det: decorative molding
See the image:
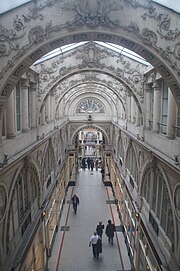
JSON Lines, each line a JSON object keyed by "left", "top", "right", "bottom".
{"left": 0, "top": 0, "right": 179, "bottom": 109}
{"left": 0, "top": 184, "right": 7, "bottom": 222}
{"left": 37, "top": 42, "right": 144, "bottom": 104}
{"left": 174, "top": 185, "right": 180, "bottom": 221}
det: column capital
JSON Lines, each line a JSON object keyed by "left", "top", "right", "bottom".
{"left": 30, "top": 82, "right": 37, "bottom": 92}
{"left": 145, "top": 83, "right": 152, "bottom": 92}
{"left": 152, "top": 81, "right": 161, "bottom": 90}
{"left": 21, "top": 78, "right": 29, "bottom": 89}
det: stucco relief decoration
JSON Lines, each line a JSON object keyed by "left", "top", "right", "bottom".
{"left": 38, "top": 43, "right": 126, "bottom": 95}
{"left": 141, "top": 5, "right": 180, "bottom": 75}
{"left": 174, "top": 185, "right": 180, "bottom": 221}
{"left": 28, "top": 26, "right": 46, "bottom": 44}
{"left": 82, "top": 73, "right": 99, "bottom": 82}
{"left": 0, "top": 15, "right": 25, "bottom": 57}
{"left": 0, "top": 185, "right": 7, "bottom": 221}
{"left": 62, "top": 0, "right": 123, "bottom": 28}
{"left": 0, "top": 0, "right": 52, "bottom": 58}
{"left": 76, "top": 42, "right": 106, "bottom": 69}
{"left": 142, "top": 7, "right": 180, "bottom": 41}
{"left": 117, "top": 56, "right": 144, "bottom": 85}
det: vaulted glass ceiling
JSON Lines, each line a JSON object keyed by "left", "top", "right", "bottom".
{"left": 1, "top": 0, "right": 180, "bottom": 14}
{"left": 33, "top": 41, "right": 151, "bottom": 66}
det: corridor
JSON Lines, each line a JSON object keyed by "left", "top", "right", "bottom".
{"left": 47, "top": 168, "right": 132, "bottom": 271}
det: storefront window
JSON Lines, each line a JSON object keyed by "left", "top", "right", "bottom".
{"left": 47, "top": 189, "right": 58, "bottom": 246}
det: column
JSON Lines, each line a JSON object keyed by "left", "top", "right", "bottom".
{"left": 6, "top": 90, "right": 16, "bottom": 138}
{"left": 30, "top": 83, "right": 37, "bottom": 128}
{"left": 96, "top": 145, "right": 100, "bottom": 157}
{"left": 167, "top": 88, "right": 176, "bottom": 139}
{"left": 21, "top": 79, "right": 29, "bottom": 132}
{"left": 81, "top": 145, "right": 85, "bottom": 158}
{"left": 131, "top": 96, "right": 135, "bottom": 123}
{"left": 41, "top": 102, "right": 46, "bottom": 125}
{"left": 127, "top": 92, "right": 131, "bottom": 122}
{"left": 45, "top": 96, "right": 50, "bottom": 123}
{"left": 152, "top": 82, "right": 161, "bottom": 133}
{"left": 145, "top": 84, "right": 152, "bottom": 130}
{"left": 135, "top": 105, "right": 140, "bottom": 126}
{"left": 50, "top": 93, "right": 54, "bottom": 122}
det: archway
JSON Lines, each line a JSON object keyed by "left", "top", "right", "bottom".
{"left": 0, "top": 0, "right": 180, "bottom": 120}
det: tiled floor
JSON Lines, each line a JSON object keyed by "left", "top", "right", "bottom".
{"left": 47, "top": 168, "right": 132, "bottom": 271}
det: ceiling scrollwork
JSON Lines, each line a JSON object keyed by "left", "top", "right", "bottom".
{"left": 0, "top": 0, "right": 179, "bottom": 109}
{"left": 36, "top": 42, "right": 145, "bottom": 107}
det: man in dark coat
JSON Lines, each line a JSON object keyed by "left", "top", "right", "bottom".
{"left": 96, "top": 221, "right": 104, "bottom": 239}
{"left": 105, "top": 219, "right": 116, "bottom": 245}
{"left": 71, "top": 194, "right": 79, "bottom": 214}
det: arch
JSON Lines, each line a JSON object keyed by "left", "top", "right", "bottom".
{"left": 71, "top": 124, "right": 109, "bottom": 145}
{"left": 117, "top": 132, "right": 125, "bottom": 162}
{"left": 0, "top": 0, "right": 179, "bottom": 119}
{"left": 0, "top": 183, "right": 8, "bottom": 265}
{"left": 37, "top": 64, "right": 143, "bottom": 110}
{"left": 125, "top": 139, "right": 139, "bottom": 185}
{"left": 64, "top": 91, "right": 114, "bottom": 117}
{"left": 4, "top": 159, "right": 41, "bottom": 255}
{"left": 41, "top": 139, "right": 56, "bottom": 184}
{"left": 140, "top": 161, "right": 177, "bottom": 253}
{"left": 38, "top": 66, "right": 142, "bottom": 121}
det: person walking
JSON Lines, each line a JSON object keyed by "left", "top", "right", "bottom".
{"left": 71, "top": 194, "right": 79, "bottom": 214}
{"left": 96, "top": 221, "right": 104, "bottom": 239}
{"left": 89, "top": 232, "right": 101, "bottom": 259}
{"left": 105, "top": 219, "right": 116, "bottom": 245}
{"left": 95, "top": 158, "right": 99, "bottom": 170}
{"left": 90, "top": 159, "right": 94, "bottom": 171}
{"left": 87, "top": 157, "right": 91, "bottom": 170}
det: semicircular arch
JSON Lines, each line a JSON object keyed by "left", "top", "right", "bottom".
{"left": 71, "top": 124, "right": 109, "bottom": 146}
{"left": 38, "top": 67, "right": 143, "bottom": 114}
{"left": 0, "top": 0, "right": 179, "bottom": 112}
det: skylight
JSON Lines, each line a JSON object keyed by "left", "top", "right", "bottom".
{"left": 33, "top": 41, "right": 150, "bottom": 66}
{"left": 0, "top": 0, "right": 31, "bottom": 14}
{"left": 1, "top": 0, "right": 179, "bottom": 15}
{"left": 153, "top": 0, "right": 180, "bottom": 13}
{"left": 95, "top": 42, "right": 149, "bottom": 66}
{"left": 33, "top": 42, "right": 88, "bottom": 65}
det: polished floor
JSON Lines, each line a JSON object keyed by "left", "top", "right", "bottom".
{"left": 47, "top": 168, "right": 132, "bottom": 271}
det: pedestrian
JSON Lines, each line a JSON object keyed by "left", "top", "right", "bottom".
{"left": 90, "top": 159, "right": 94, "bottom": 171}
{"left": 71, "top": 194, "right": 79, "bottom": 214}
{"left": 95, "top": 159, "right": 98, "bottom": 170}
{"left": 100, "top": 167, "right": 104, "bottom": 181}
{"left": 82, "top": 158, "right": 86, "bottom": 169}
{"left": 105, "top": 219, "right": 116, "bottom": 245}
{"left": 89, "top": 232, "right": 101, "bottom": 259}
{"left": 87, "top": 157, "right": 91, "bottom": 170}
{"left": 96, "top": 221, "right": 104, "bottom": 239}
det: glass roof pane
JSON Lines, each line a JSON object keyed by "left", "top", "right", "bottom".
{"left": 153, "top": 0, "right": 180, "bottom": 13}
{"left": 33, "top": 41, "right": 150, "bottom": 66}
{"left": 33, "top": 42, "right": 88, "bottom": 65}
{"left": 95, "top": 42, "right": 150, "bottom": 65}
{"left": 0, "top": 0, "right": 32, "bottom": 15}
{"left": 1, "top": 0, "right": 179, "bottom": 14}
